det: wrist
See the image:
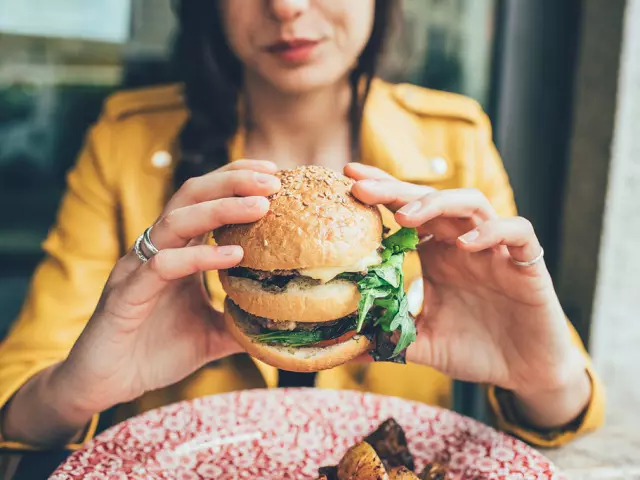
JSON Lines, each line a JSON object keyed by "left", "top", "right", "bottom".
{"left": 47, "top": 361, "right": 99, "bottom": 426}
{"left": 1, "top": 364, "right": 95, "bottom": 447}
{"left": 511, "top": 367, "right": 592, "bottom": 430}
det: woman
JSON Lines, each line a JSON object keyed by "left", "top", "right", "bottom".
{"left": 0, "top": 0, "right": 603, "bottom": 450}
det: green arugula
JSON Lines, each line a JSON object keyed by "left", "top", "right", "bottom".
{"left": 346, "top": 227, "right": 419, "bottom": 357}
{"left": 251, "top": 316, "right": 358, "bottom": 347}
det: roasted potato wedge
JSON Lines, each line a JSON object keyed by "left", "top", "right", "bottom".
{"left": 364, "top": 418, "right": 414, "bottom": 471}
{"left": 388, "top": 466, "right": 420, "bottom": 479}
{"left": 315, "top": 419, "right": 448, "bottom": 480}
{"left": 418, "top": 463, "right": 448, "bottom": 480}
{"left": 337, "top": 441, "right": 389, "bottom": 480}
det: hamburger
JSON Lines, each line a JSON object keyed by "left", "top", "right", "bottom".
{"left": 214, "top": 165, "right": 418, "bottom": 372}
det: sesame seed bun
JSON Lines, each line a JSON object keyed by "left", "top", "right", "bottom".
{"left": 215, "top": 166, "right": 382, "bottom": 372}
{"left": 213, "top": 165, "right": 383, "bottom": 271}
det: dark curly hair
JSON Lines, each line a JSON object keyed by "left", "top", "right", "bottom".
{"left": 171, "top": 0, "right": 398, "bottom": 189}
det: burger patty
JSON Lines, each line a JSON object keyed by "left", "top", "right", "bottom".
{"left": 226, "top": 266, "right": 364, "bottom": 291}
{"left": 228, "top": 267, "right": 300, "bottom": 281}
{"left": 227, "top": 267, "right": 304, "bottom": 290}
{"left": 228, "top": 300, "right": 364, "bottom": 348}
{"left": 243, "top": 311, "right": 352, "bottom": 335}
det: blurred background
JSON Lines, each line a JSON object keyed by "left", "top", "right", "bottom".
{"left": 0, "top": 0, "right": 503, "bottom": 339}
{"left": 0, "top": 0, "right": 638, "bottom": 469}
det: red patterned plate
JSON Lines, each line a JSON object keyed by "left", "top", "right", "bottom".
{"left": 50, "top": 388, "right": 565, "bottom": 480}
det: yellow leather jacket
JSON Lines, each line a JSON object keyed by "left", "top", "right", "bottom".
{"left": 0, "top": 80, "right": 604, "bottom": 450}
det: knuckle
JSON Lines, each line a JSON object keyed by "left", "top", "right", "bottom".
{"left": 102, "top": 291, "right": 135, "bottom": 319}
{"left": 180, "top": 177, "right": 200, "bottom": 197}
{"left": 214, "top": 196, "right": 239, "bottom": 214}
{"left": 158, "top": 210, "right": 177, "bottom": 231}
{"left": 158, "top": 210, "right": 191, "bottom": 242}
{"left": 242, "top": 169, "right": 260, "bottom": 183}
{"left": 225, "top": 170, "right": 254, "bottom": 190}
{"left": 516, "top": 216, "right": 535, "bottom": 233}
{"left": 419, "top": 185, "right": 436, "bottom": 196}
{"left": 214, "top": 197, "right": 252, "bottom": 223}
{"left": 422, "top": 189, "right": 440, "bottom": 202}
{"left": 158, "top": 211, "right": 184, "bottom": 240}
{"left": 465, "top": 188, "right": 487, "bottom": 203}
{"left": 182, "top": 176, "right": 199, "bottom": 191}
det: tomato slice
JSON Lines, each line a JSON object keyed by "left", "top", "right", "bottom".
{"left": 312, "top": 330, "right": 358, "bottom": 348}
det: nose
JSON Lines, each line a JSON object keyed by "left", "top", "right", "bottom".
{"left": 269, "top": 0, "right": 310, "bottom": 22}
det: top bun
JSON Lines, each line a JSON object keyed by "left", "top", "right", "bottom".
{"left": 214, "top": 165, "right": 383, "bottom": 271}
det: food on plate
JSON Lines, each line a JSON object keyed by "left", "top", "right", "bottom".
{"left": 215, "top": 165, "right": 419, "bottom": 372}
{"left": 337, "top": 442, "right": 388, "bottom": 479}
{"left": 388, "top": 466, "right": 420, "bottom": 479}
{"left": 316, "top": 418, "right": 448, "bottom": 480}
{"left": 363, "top": 417, "right": 414, "bottom": 471}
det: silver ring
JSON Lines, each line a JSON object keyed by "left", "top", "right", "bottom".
{"left": 143, "top": 225, "right": 159, "bottom": 255}
{"left": 134, "top": 234, "right": 150, "bottom": 264}
{"left": 511, "top": 247, "right": 544, "bottom": 267}
{"left": 134, "top": 226, "right": 159, "bottom": 264}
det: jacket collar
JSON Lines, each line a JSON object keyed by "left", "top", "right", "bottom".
{"left": 225, "top": 80, "right": 437, "bottom": 183}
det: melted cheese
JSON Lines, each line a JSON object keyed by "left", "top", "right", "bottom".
{"left": 298, "top": 250, "right": 382, "bottom": 283}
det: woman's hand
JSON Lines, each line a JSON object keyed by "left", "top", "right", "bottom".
{"left": 60, "top": 160, "right": 281, "bottom": 415}
{"left": 3, "top": 160, "right": 281, "bottom": 447}
{"left": 346, "top": 163, "right": 591, "bottom": 429}
{"left": 3, "top": 160, "right": 281, "bottom": 446}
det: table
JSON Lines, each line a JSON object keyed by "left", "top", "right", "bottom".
{"left": 544, "top": 425, "right": 640, "bottom": 479}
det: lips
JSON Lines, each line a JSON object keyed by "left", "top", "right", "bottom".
{"left": 265, "top": 38, "right": 321, "bottom": 63}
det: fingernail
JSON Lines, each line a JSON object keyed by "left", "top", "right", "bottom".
{"left": 243, "top": 196, "right": 262, "bottom": 208}
{"left": 358, "top": 179, "right": 378, "bottom": 189}
{"left": 255, "top": 173, "right": 275, "bottom": 185}
{"left": 459, "top": 230, "right": 480, "bottom": 244}
{"left": 218, "top": 245, "right": 241, "bottom": 256}
{"left": 398, "top": 201, "right": 421, "bottom": 216}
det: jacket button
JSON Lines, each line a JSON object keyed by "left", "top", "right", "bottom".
{"left": 429, "top": 157, "right": 448, "bottom": 175}
{"left": 151, "top": 151, "right": 172, "bottom": 168}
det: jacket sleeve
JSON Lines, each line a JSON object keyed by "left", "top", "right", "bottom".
{"left": 474, "top": 113, "right": 606, "bottom": 447}
{"left": 0, "top": 116, "right": 120, "bottom": 450}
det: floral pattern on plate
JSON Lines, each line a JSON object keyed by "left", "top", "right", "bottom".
{"left": 51, "top": 388, "right": 565, "bottom": 479}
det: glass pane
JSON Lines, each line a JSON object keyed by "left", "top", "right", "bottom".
{"left": 380, "top": 0, "right": 498, "bottom": 107}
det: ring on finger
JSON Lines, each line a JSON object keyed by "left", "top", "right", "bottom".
{"left": 143, "top": 225, "right": 159, "bottom": 255}
{"left": 511, "top": 247, "right": 544, "bottom": 267}
{"left": 134, "top": 226, "right": 160, "bottom": 264}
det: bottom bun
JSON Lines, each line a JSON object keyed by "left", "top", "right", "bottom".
{"left": 223, "top": 298, "right": 373, "bottom": 373}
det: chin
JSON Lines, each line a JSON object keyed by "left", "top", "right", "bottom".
{"left": 258, "top": 63, "right": 349, "bottom": 95}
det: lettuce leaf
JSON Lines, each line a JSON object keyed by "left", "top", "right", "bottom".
{"left": 251, "top": 315, "right": 358, "bottom": 347}
{"left": 353, "top": 227, "right": 419, "bottom": 357}
{"left": 381, "top": 227, "right": 419, "bottom": 261}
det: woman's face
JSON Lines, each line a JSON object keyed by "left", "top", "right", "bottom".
{"left": 219, "top": 0, "right": 376, "bottom": 93}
